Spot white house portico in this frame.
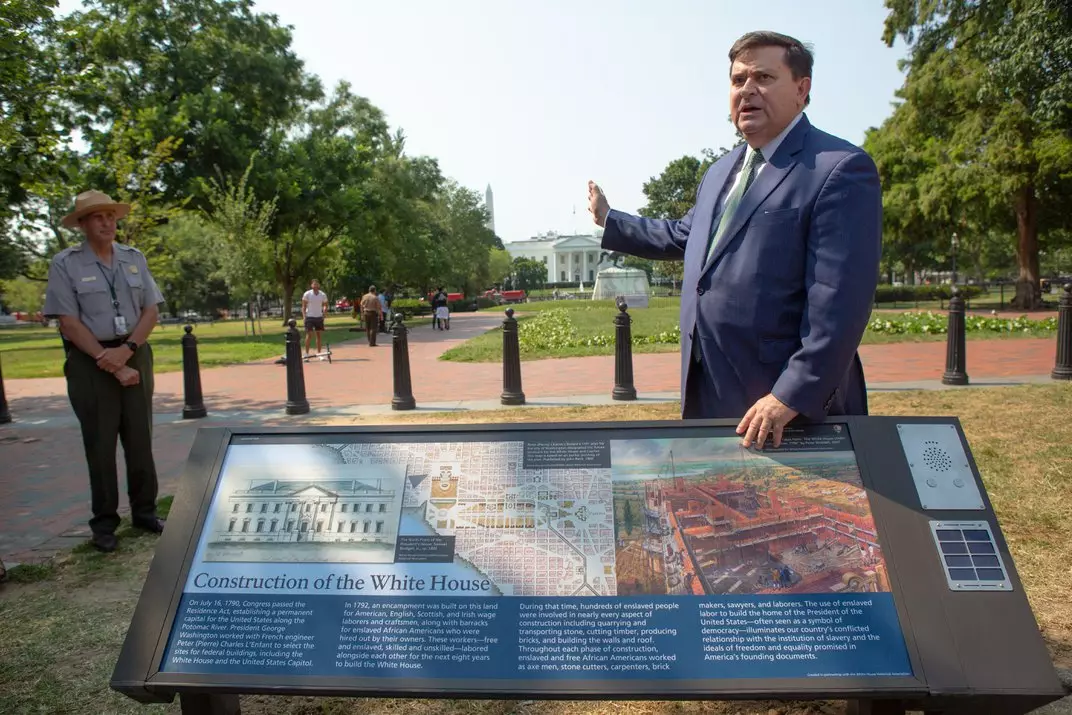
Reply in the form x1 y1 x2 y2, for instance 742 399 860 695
503 231 605 283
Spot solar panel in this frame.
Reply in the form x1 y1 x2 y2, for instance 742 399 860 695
928 520 1012 591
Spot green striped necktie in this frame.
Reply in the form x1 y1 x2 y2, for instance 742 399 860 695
706 148 765 263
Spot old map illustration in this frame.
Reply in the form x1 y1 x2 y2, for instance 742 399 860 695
318 441 617 596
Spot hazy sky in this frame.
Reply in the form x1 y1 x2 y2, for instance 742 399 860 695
59 0 908 244
609 437 859 481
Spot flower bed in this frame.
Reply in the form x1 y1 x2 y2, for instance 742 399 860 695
867 312 1058 335
516 308 1057 351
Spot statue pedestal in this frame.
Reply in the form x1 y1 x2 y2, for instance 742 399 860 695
591 267 651 305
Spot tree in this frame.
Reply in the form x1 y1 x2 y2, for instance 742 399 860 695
256 82 393 321
622 500 635 537
487 248 513 286
96 111 189 288
53 0 321 203
0 0 64 278
863 107 943 284
202 156 276 334
622 255 656 282
0 0 61 211
433 180 499 295
512 257 547 291
639 145 739 288
0 276 46 313
151 213 230 318
341 148 444 298
3 149 88 283
880 0 1072 308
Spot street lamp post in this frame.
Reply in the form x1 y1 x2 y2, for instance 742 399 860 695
951 232 959 286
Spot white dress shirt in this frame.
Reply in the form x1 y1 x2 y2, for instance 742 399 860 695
720 111 804 206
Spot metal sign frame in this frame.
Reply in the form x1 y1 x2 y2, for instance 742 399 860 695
109 417 1063 715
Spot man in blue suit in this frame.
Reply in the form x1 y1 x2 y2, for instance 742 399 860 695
588 31 881 449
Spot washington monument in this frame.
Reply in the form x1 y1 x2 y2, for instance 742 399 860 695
485 184 496 235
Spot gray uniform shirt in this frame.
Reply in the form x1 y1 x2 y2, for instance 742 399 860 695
43 241 165 341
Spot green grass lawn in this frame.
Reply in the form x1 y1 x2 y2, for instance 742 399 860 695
0 315 371 379
445 300 1058 363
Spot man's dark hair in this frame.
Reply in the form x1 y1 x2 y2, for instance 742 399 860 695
728 31 813 105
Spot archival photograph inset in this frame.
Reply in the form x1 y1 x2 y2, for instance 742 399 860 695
203 461 407 563
611 434 891 597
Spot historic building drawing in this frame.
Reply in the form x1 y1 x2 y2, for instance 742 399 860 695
204 463 407 563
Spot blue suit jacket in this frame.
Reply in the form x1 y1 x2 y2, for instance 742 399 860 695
602 115 881 420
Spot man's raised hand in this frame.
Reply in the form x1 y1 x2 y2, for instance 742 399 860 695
587 180 609 227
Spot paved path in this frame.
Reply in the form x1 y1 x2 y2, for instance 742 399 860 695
0 312 1064 564
4 313 1060 419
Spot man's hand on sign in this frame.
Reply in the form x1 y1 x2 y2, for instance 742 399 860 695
737 393 798 449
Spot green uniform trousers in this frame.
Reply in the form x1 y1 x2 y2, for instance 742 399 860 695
65 344 159 536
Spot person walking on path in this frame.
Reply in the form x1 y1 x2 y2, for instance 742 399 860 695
42 190 167 553
377 289 389 332
360 285 383 346
431 287 450 330
301 279 329 356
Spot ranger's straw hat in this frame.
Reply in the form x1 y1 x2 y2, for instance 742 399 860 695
61 190 131 229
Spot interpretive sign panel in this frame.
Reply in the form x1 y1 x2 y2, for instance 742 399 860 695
113 417 1063 713
157 424 911 681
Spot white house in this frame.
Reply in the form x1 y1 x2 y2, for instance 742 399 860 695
503 231 605 284
215 478 399 545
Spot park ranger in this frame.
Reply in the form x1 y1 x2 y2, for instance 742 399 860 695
43 190 166 552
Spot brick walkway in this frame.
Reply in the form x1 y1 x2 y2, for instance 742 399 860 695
0 312 1062 563
4 313 1059 415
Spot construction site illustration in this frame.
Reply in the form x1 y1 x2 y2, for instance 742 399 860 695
609 433 891 598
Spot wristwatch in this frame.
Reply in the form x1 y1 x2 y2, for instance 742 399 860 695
125 340 138 353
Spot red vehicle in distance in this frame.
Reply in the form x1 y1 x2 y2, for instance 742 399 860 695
482 289 526 304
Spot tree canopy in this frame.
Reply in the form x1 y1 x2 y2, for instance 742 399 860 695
638 145 738 287
869 0 1072 307
0 0 500 318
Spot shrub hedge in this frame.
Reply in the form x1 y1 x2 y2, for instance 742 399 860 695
873 285 984 303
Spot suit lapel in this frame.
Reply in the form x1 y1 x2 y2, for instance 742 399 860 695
687 145 743 268
702 117 811 274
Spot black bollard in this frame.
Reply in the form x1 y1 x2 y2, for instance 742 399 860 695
181 325 207 419
284 319 310 415
1052 284 1072 381
613 298 637 401
941 287 969 386
500 308 525 405
0 352 11 424
391 313 416 410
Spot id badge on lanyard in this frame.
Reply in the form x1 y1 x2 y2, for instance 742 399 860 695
98 262 128 336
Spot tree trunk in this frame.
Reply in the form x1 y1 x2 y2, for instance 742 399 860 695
282 280 296 325
1011 183 1041 310
246 299 256 336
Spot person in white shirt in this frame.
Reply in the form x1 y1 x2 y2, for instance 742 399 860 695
301 279 329 355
